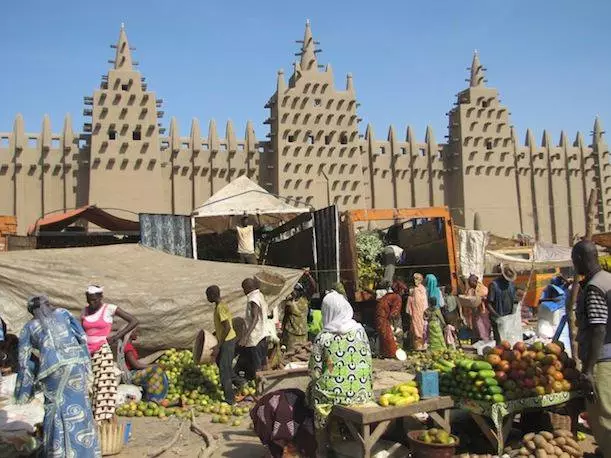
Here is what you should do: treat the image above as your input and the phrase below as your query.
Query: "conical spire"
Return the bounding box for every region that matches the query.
[226,120,236,152]
[525,128,535,148]
[12,114,24,151]
[299,19,318,71]
[41,115,51,150]
[425,125,437,151]
[574,131,585,149]
[470,51,485,87]
[62,113,74,149]
[190,118,201,152]
[388,125,397,153]
[346,73,354,93]
[277,69,286,94]
[593,116,605,144]
[245,121,256,153]
[208,119,219,151]
[113,23,133,71]
[365,123,375,153]
[559,130,568,148]
[169,117,180,152]
[541,130,551,148]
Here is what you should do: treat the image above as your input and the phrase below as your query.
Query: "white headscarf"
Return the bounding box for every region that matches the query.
[322,291,361,334]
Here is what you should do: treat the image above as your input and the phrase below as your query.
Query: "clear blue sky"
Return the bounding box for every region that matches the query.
[1,0,610,145]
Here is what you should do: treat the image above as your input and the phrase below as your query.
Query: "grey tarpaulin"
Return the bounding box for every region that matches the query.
[0,244,302,353]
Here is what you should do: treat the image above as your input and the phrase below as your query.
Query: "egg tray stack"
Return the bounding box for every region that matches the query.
[91,351,118,421]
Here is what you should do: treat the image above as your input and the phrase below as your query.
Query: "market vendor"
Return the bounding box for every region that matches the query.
[572,240,611,457]
[236,214,257,264]
[424,297,446,350]
[119,328,169,402]
[486,265,517,344]
[308,290,374,456]
[375,281,403,358]
[465,274,491,341]
[408,273,428,350]
[281,283,309,352]
[81,285,138,423]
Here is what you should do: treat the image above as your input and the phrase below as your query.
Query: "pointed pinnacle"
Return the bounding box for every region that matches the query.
[300,20,318,71]
[470,51,485,87]
[114,24,133,70]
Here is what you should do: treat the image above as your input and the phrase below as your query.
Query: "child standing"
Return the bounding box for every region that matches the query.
[424,297,447,351]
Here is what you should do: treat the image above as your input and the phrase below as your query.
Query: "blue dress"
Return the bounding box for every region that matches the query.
[15,308,101,458]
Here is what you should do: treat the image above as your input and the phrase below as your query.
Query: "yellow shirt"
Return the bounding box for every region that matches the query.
[214,302,236,342]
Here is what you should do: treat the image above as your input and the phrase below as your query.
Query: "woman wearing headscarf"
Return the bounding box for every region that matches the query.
[425,274,444,309]
[81,285,138,423]
[309,291,374,456]
[281,283,310,352]
[409,273,428,350]
[15,295,101,458]
[465,274,490,341]
[375,281,403,358]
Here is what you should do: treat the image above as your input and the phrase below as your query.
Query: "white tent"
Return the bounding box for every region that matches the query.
[190,176,309,255]
[486,242,574,269]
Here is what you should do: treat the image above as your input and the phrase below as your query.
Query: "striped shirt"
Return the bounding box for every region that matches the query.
[584,287,608,325]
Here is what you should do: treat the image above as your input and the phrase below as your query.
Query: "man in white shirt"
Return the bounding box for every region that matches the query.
[382,244,404,284]
[236,215,257,264]
[239,277,268,380]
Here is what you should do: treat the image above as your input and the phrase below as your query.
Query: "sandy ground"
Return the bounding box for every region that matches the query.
[114,360,598,457]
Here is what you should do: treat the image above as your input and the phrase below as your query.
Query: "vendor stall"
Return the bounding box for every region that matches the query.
[457,391,582,455]
[330,396,455,458]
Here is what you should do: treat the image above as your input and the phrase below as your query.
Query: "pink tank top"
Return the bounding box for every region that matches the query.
[82,303,116,354]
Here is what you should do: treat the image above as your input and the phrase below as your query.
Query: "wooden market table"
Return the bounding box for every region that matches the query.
[255,367,310,396]
[456,391,583,455]
[331,396,455,458]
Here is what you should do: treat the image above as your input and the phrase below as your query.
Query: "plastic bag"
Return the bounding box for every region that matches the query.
[116,384,142,406]
[496,306,522,345]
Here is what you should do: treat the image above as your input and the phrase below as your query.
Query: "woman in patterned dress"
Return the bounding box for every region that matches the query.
[81,285,138,423]
[375,283,403,358]
[281,284,310,352]
[119,329,169,402]
[308,290,374,457]
[15,295,101,457]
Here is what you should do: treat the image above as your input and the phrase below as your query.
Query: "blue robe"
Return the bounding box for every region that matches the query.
[15,308,101,458]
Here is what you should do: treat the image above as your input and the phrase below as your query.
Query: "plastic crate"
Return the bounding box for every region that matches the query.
[416,370,439,399]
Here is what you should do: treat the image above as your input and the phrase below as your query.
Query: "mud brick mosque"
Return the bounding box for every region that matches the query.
[0,22,608,245]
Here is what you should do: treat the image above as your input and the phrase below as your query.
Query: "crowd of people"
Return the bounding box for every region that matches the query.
[4,238,611,457]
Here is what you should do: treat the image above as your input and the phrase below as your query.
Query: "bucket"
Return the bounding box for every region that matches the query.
[407,430,459,458]
[193,329,218,364]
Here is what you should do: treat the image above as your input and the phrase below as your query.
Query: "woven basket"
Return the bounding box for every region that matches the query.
[193,329,218,364]
[457,295,481,309]
[99,421,125,456]
[254,271,286,296]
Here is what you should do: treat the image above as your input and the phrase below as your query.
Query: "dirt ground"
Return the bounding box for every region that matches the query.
[115,360,598,457]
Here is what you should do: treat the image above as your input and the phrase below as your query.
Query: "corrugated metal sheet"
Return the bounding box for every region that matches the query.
[139,214,192,258]
[313,206,339,293]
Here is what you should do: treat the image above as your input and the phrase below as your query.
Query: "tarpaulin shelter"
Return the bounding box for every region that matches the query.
[486,242,573,268]
[0,244,301,353]
[27,206,140,235]
[190,176,309,257]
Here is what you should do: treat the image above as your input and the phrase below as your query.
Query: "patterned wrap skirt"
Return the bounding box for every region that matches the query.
[130,366,169,402]
[90,343,118,422]
[42,364,101,458]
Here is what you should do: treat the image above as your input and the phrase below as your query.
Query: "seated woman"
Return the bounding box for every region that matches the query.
[309,290,374,456]
[120,329,169,402]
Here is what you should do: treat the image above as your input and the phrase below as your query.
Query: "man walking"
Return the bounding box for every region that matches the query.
[206,285,236,405]
[486,264,517,343]
[573,240,611,457]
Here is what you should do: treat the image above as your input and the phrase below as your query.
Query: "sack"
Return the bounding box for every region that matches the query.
[116,384,142,406]
[496,306,522,345]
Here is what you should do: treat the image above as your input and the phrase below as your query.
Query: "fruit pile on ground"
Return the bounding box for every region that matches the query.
[504,430,583,457]
[439,358,505,403]
[116,348,256,424]
[417,428,456,445]
[405,348,466,373]
[378,380,420,407]
[483,341,578,400]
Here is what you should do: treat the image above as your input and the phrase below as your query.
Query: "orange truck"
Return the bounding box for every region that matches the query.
[338,207,459,302]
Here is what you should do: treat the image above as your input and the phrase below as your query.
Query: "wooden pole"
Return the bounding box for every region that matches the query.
[565,189,598,367]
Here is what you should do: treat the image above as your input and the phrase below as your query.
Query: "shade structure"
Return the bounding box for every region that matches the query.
[27,205,140,235]
[191,176,309,234]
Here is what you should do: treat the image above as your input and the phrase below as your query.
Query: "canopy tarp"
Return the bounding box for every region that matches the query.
[27,206,140,235]
[486,242,573,269]
[0,244,301,353]
[192,176,309,234]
